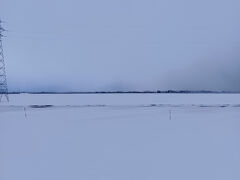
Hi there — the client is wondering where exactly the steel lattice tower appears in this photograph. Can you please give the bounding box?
[0,20,9,102]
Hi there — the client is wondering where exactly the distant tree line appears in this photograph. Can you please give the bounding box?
[8,90,235,94]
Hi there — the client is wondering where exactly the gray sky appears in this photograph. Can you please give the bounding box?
[1,0,240,92]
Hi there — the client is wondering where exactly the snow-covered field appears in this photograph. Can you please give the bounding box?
[1,94,240,180]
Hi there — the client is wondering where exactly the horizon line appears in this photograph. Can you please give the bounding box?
[6,90,240,94]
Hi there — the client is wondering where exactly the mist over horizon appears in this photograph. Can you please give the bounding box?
[1,0,240,92]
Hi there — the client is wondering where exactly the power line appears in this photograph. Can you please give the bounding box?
[0,19,9,102]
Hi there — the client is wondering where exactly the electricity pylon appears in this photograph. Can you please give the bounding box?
[0,20,9,102]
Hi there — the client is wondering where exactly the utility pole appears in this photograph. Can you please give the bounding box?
[0,20,9,102]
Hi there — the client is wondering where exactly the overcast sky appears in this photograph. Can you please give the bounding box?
[1,0,240,92]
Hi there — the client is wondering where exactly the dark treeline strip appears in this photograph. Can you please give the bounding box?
[7,90,239,94]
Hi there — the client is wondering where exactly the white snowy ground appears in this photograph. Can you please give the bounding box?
[0,94,240,180]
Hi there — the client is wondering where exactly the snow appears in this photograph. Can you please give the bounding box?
[3,93,240,106]
[1,94,240,180]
